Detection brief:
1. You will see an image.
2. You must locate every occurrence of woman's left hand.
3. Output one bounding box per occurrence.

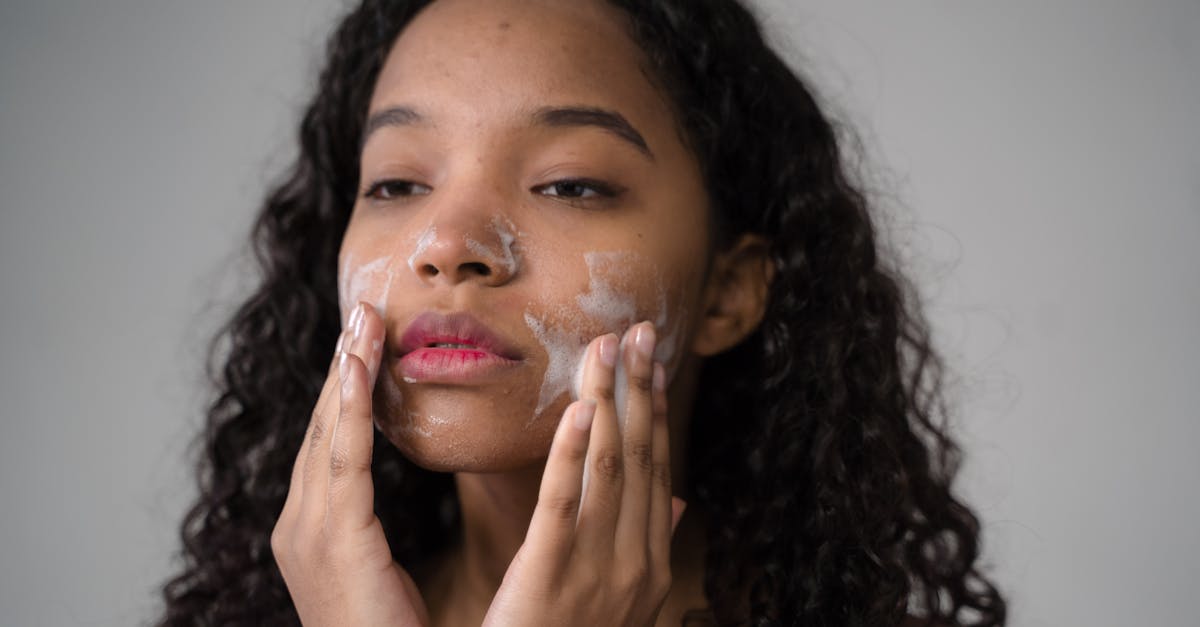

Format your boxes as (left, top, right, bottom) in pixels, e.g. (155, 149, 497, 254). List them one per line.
(483, 321, 687, 627)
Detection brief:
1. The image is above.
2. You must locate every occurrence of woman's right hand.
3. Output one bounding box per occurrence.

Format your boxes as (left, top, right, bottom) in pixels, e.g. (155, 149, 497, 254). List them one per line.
(271, 302, 430, 626)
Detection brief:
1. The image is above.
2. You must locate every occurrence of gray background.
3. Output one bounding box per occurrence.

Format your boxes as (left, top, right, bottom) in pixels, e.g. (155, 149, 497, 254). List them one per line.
(1, 1, 1196, 625)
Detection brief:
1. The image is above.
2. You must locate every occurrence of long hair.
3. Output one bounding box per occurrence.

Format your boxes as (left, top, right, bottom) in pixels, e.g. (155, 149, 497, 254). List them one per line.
(158, 1, 1006, 625)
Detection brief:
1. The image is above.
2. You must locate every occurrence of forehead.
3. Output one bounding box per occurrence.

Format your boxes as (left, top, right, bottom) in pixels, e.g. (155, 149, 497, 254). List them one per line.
(369, 0, 670, 137)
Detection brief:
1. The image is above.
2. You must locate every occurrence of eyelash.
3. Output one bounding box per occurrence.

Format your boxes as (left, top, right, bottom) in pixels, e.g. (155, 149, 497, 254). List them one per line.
(361, 178, 621, 205)
(362, 180, 431, 200)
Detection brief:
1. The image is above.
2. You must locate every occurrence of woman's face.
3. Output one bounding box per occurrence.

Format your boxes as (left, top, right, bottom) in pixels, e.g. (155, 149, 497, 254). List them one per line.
(340, 0, 711, 471)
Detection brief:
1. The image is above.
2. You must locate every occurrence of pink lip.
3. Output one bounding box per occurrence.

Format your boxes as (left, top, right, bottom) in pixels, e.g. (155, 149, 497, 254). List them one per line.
(393, 311, 523, 384)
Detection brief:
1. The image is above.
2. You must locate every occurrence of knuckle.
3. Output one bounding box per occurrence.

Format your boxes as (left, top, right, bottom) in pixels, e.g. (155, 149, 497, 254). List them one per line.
(593, 448, 624, 482)
(591, 380, 615, 399)
(539, 495, 580, 521)
(308, 418, 328, 448)
(626, 442, 654, 473)
(616, 561, 649, 596)
(328, 447, 351, 477)
(328, 448, 371, 484)
(651, 570, 673, 599)
(651, 462, 671, 489)
(628, 371, 653, 393)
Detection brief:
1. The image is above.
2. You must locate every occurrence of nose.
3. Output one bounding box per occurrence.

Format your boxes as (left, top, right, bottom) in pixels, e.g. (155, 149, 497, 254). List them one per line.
(408, 216, 520, 288)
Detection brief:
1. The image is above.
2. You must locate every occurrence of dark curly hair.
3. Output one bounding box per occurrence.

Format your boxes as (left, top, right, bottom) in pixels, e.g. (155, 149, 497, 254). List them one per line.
(157, 1, 1007, 625)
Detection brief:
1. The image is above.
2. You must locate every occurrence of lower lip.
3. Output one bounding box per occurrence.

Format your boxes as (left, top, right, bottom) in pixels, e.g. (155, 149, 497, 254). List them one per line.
(396, 347, 521, 384)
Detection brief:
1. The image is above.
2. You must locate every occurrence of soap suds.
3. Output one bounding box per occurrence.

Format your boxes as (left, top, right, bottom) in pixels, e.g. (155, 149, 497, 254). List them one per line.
(524, 311, 588, 425)
(465, 215, 522, 276)
(340, 253, 396, 319)
(407, 225, 437, 272)
(577, 252, 639, 328)
(653, 293, 686, 383)
(575, 252, 647, 427)
(338, 250, 354, 324)
(525, 250, 678, 430)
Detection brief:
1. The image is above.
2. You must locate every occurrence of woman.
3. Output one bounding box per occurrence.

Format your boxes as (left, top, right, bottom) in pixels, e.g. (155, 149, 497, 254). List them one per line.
(159, 0, 1007, 625)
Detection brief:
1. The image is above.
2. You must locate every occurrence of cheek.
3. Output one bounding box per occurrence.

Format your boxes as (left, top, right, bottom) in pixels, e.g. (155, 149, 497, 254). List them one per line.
(338, 250, 402, 324)
(521, 249, 692, 421)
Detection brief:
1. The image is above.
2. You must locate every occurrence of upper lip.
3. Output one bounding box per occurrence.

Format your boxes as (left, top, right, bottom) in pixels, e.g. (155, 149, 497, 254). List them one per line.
(396, 311, 523, 361)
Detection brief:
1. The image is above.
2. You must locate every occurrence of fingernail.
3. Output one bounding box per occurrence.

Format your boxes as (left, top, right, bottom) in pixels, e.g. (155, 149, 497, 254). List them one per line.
(335, 328, 347, 354)
(633, 322, 656, 362)
(598, 334, 618, 368)
(338, 351, 349, 381)
(351, 303, 365, 337)
(652, 361, 665, 393)
(573, 400, 596, 431)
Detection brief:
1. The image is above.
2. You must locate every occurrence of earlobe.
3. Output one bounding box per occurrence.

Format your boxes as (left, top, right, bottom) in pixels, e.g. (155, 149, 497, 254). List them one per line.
(691, 234, 775, 357)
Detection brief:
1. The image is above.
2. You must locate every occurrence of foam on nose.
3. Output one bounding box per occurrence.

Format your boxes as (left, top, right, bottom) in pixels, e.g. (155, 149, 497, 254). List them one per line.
(407, 226, 437, 272)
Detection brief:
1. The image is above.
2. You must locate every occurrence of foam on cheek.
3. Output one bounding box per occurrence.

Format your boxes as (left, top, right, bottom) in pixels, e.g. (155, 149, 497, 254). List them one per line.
(524, 311, 588, 425)
(577, 252, 650, 422)
(524, 250, 688, 430)
(340, 247, 397, 327)
(524, 251, 641, 427)
(577, 252, 639, 327)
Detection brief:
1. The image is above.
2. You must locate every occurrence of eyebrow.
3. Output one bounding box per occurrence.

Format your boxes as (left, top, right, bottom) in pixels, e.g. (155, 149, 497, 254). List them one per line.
(360, 104, 655, 160)
(532, 105, 654, 160)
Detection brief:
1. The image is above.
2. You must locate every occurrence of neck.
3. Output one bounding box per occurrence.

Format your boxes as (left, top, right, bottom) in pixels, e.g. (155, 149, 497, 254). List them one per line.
(421, 462, 545, 626)
(453, 463, 545, 594)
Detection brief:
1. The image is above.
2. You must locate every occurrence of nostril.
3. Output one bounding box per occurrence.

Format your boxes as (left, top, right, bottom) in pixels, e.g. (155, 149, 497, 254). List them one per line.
(462, 261, 491, 277)
(422, 263, 440, 277)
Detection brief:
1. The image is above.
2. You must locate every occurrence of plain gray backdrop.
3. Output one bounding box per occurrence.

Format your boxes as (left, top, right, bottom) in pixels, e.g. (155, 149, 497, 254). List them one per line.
(1, 1, 1197, 625)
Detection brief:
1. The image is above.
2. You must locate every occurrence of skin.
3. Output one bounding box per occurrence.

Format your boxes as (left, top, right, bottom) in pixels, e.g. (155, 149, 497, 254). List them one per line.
(342, 0, 710, 471)
(272, 1, 775, 625)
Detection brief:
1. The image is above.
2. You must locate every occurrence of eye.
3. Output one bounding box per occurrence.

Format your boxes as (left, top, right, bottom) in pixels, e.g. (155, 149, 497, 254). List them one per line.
(533, 179, 620, 202)
(362, 179, 432, 201)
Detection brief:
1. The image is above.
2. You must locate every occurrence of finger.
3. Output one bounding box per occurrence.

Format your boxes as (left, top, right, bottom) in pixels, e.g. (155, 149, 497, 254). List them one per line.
(575, 332, 623, 552)
(283, 320, 352, 518)
(301, 302, 371, 520)
(523, 399, 596, 570)
(326, 305, 386, 529)
(614, 322, 657, 555)
(647, 361, 675, 570)
(326, 352, 378, 530)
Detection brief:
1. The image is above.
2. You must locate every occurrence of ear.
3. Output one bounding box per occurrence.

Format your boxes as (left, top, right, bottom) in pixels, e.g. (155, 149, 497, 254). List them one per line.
(691, 233, 776, 357)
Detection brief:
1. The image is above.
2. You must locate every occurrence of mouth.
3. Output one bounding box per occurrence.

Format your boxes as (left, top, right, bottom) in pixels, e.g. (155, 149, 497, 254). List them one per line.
(394, 311, 524, 384)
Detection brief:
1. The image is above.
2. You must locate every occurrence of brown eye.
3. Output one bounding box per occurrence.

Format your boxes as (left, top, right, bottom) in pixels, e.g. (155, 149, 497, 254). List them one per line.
(534, 179, 618, 200)
(363, 179, 432, 200)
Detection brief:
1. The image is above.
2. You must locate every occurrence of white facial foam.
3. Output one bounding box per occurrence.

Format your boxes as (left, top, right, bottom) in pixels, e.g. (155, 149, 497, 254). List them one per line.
(464, 215, 522, 276)
(346, 256, 395, 319)
(407, 225, 437, 273)
(577, 251, 639, 328)
(524, 311, 589, 425)
(523, 251, 651, 430)
(341, 248, 398, 325)
(517, 246, 687, 432)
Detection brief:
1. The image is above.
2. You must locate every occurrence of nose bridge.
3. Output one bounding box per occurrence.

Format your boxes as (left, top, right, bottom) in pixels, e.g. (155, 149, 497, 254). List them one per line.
(408, 174, 520, 286)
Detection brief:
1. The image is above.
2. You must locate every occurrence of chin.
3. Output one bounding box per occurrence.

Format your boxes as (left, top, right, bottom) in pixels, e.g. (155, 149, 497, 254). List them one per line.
(372, 384, 568, 473)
